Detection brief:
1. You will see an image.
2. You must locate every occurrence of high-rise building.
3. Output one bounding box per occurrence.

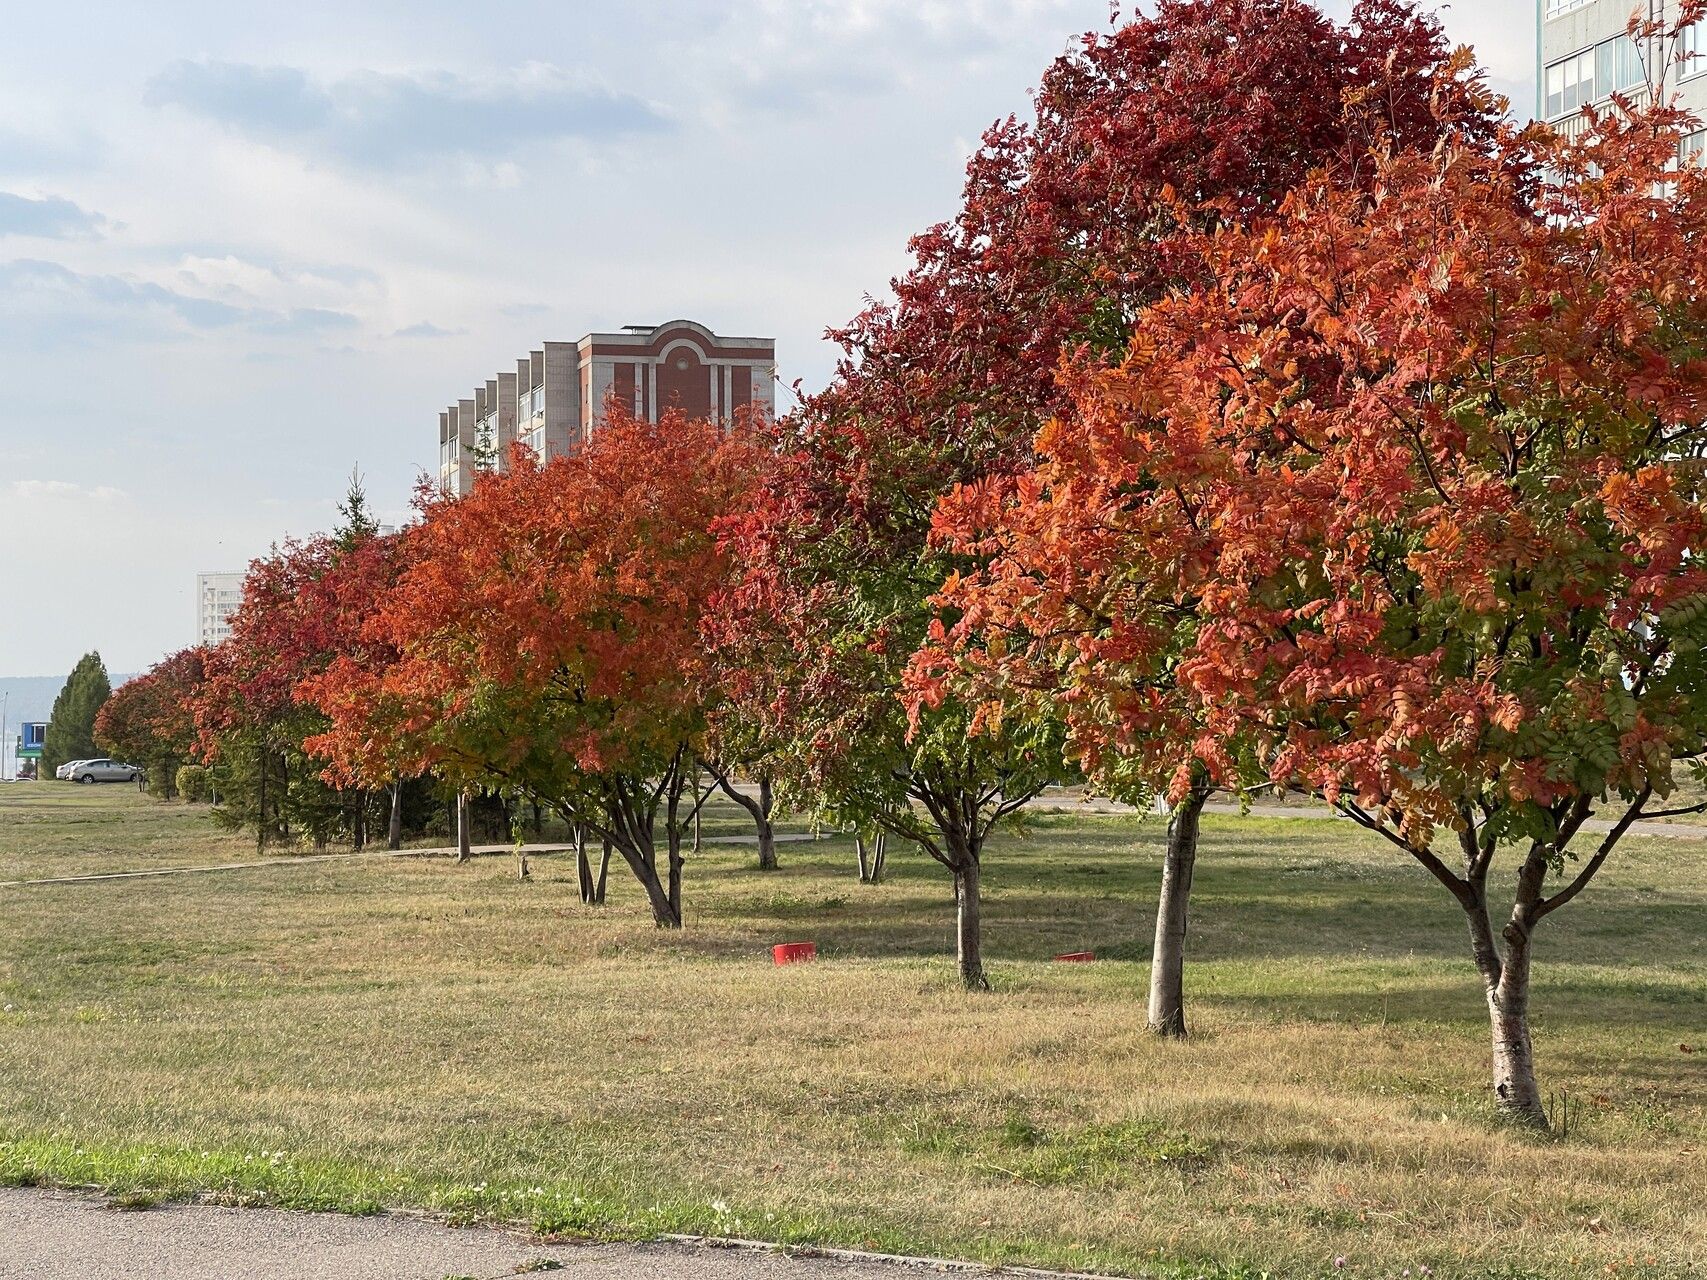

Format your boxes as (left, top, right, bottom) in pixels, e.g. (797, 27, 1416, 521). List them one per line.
(196, 571, 244, 647)
(1540, 1, 1706, 152)
(437, 319, 776, 496)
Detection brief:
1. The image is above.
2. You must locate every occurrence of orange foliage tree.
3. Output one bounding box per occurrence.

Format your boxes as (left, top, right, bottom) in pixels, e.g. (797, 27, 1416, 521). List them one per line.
(919, 63, 1707, 1120)
(304, 408, 756, 928)
(94, 647, 209, 797)
(194, 517, 406, 850)
(719, 0, 1495, 993)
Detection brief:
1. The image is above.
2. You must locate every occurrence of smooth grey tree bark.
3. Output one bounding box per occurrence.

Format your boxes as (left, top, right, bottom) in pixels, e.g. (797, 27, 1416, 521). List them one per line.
(594, 837, 611, 905)
(574, 823, 595, 904)
(387, 781, 402, 851)
(855, 829, 889, 884)
(710, 770, 780, 870)
(954, 857, 987, 991)
(754, 776, 777, 870)
(456, 792, 472, 863)
(1337, 787, 1666, 1130)
(1148, 786, 1208, 1037)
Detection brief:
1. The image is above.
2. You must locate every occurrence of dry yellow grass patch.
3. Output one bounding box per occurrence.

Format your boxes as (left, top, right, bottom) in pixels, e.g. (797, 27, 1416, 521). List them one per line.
(1, 783, 1702, 1278)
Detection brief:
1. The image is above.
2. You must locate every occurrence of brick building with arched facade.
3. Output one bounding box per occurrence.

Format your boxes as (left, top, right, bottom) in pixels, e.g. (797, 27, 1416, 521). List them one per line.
(437, 319, 776, 496)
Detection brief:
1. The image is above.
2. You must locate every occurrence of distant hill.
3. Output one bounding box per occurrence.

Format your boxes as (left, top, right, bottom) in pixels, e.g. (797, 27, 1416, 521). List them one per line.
(0, 676, 68, 731)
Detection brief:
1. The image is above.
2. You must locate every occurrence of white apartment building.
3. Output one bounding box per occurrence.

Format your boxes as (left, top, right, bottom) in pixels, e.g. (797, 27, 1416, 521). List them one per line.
(196, 572, 244, 647)
(1540, 0, 1707, 156)
(437, 319, 777, 497)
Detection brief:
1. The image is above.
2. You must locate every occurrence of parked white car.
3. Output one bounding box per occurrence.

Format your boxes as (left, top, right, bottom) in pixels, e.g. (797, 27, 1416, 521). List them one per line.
(54, 759, 91, 781)
(66, 759, 141, 784)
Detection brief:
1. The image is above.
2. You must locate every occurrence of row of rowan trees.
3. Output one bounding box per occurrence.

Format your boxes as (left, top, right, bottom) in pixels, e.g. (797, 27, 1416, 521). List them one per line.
(100, 0, 1707, 1130)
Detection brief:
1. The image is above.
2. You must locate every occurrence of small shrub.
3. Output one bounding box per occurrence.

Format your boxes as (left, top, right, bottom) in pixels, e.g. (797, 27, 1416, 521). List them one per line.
(176, 765, 212, 804)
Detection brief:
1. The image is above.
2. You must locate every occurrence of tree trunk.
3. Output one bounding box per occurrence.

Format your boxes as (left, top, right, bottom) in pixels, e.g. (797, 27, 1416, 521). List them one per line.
(594, 838, 611, 905)
(1455, 846, 1550, 1128)
(856, 829, 888, 884)
(353, 792, 367, 851)
(667, 837, 685, 927)
(626, 849, 679, 928)
(954, 859, 988, 991)
(256, 745, 267, 854)
(576, 825, 595, 904)
(456, 792, 472, 863)
(1488, 931, 1546, 1126)
(1148, 787, 1206, 1038)
(710, 772, 780, 871)
(755, 775, 777, 871)
(388, 781, 403, 850)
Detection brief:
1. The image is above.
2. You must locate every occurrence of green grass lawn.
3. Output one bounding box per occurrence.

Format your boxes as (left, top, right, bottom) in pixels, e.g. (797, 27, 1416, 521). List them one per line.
(1, 782, 1702, 1278)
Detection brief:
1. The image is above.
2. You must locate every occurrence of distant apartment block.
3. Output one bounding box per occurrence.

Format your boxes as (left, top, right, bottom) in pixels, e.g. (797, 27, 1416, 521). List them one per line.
(196, 572, 244, 647)
(1540, 0, 1706, 153)
(437, 319, 776, 497)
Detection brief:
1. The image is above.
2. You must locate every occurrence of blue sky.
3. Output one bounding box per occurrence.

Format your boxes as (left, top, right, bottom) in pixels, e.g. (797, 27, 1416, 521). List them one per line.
(0, 0, 1536, 678)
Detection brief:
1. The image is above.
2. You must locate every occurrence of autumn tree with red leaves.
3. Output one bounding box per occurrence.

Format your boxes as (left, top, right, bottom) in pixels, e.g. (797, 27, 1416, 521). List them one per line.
(921, 19, 1707, 1122)
(95, 647, 209, 798)
(721, 0, 1493, 992)
(194, 482, 407, 851)
(305, 408, 755, 928)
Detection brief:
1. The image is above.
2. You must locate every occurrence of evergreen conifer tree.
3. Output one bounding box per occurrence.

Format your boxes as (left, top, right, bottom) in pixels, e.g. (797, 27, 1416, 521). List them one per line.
(41, 651, 112, 775)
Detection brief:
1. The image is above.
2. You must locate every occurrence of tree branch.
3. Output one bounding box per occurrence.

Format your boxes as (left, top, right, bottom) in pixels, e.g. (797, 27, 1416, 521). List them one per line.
(1535, 786, 1651, 922)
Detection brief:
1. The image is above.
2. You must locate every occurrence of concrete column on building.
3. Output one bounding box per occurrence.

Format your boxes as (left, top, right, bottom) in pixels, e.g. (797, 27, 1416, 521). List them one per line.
(457, 397, 478, 495)
(497, 371, 518, 468)
(543, 341, 579, 460)
(529, 350, 546, 455)
(443, 411, 457, 491)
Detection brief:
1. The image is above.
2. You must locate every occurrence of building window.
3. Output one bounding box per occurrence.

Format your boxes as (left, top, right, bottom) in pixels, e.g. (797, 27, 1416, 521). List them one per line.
(1545, 0, 1590, 15)
(1685, 130, 1707, 166)
(1545, 35, 1643, 120)
(1684, 21, 1705, 80)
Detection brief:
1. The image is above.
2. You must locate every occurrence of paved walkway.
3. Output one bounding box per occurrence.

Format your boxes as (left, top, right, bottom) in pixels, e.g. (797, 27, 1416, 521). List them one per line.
(9, 798, 1705, 891)
(0, 834, 821, 890)
(0, 1188, 1091, 1280)
(1035, 791, 1707, 840)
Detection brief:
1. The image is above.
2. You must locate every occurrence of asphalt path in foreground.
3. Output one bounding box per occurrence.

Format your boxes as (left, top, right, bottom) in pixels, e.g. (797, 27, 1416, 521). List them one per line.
(0, 1188, 1092, 1280)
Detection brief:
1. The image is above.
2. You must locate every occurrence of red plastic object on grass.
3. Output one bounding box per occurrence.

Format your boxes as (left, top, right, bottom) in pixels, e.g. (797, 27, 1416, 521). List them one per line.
(772, 941, 817, 965)
(1053, 950, 1096, 962)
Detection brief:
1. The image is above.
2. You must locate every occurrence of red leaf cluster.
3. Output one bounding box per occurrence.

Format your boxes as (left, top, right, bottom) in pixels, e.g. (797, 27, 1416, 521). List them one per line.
(303, 408, 757, 790)
(921, 98, 1707, 836)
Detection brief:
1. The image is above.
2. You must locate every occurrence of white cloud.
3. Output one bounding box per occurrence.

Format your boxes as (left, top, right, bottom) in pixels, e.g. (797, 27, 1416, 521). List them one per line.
(0, 0, 1541, 677)
(8, 479, 127, 503)
(144, 59, 672, 170)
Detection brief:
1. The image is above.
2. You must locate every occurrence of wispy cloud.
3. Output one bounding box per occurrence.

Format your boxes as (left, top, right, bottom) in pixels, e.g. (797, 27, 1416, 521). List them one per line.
(392, 321, 463, 338)
(8, 479, 128, 503)
(0, 258, 359, 346)
(145, 60, 672, 170)
(0, 192, 110, 239)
